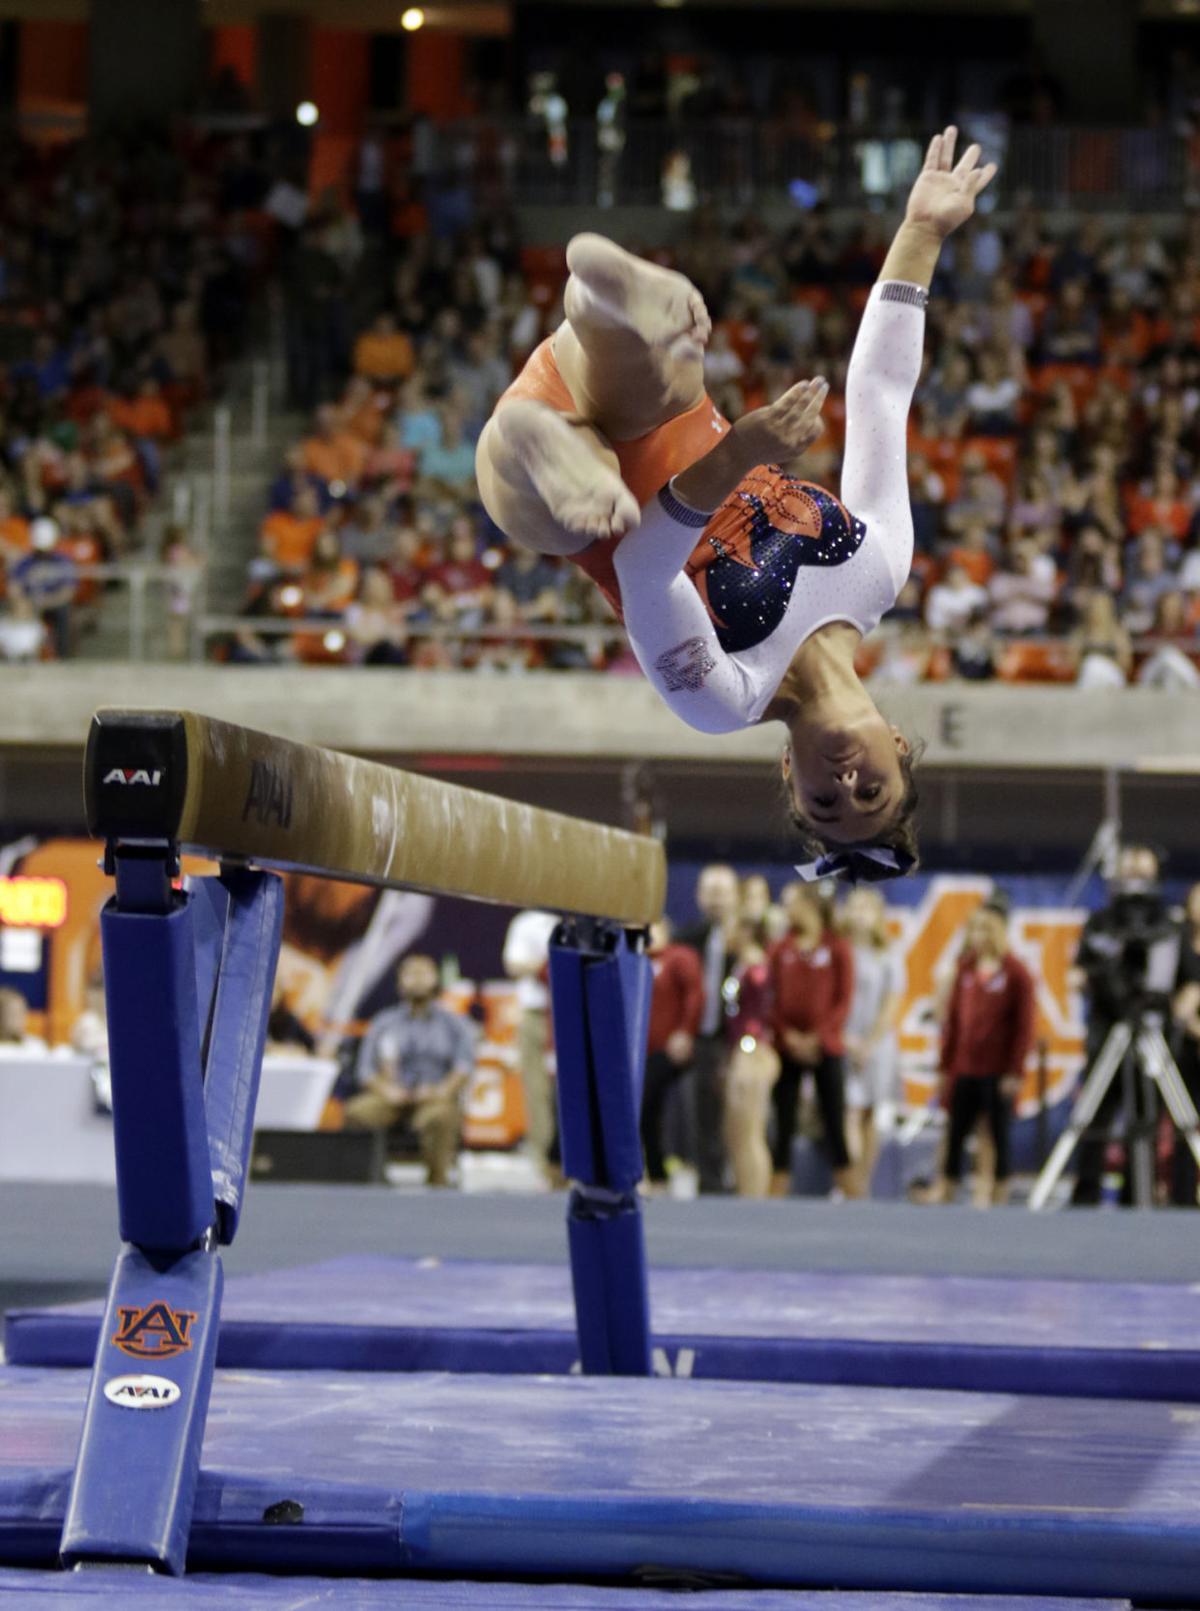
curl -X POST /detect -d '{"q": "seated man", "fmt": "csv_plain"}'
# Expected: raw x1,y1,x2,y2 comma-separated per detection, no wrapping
344,953,475,1187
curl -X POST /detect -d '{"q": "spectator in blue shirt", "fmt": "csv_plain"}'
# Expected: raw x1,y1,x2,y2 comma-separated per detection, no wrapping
396,379,443,453
11,519,77,659
343,953,475,1186
11,333,71,401
416,406,478,499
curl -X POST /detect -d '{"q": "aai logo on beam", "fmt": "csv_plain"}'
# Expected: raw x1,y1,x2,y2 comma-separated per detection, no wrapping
103,1374,181,1410
102,768,163,786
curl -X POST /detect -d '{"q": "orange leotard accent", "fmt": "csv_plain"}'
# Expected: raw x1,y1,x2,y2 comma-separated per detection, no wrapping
498,337,731,618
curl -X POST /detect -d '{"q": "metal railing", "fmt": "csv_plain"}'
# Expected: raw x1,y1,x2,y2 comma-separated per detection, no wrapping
197,614,627,663
10,108,1193,212
396,118,1197,213
191,612,1198,678
5,563,207,665
17,565,1198,675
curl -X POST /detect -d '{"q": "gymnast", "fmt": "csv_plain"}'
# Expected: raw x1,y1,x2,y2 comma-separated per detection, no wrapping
477,127,996,881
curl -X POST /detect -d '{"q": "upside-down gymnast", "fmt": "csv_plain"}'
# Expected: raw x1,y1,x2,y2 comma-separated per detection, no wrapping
478,127,996,882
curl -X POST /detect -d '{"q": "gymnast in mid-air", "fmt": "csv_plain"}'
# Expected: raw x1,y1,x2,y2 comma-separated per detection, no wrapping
477,127,996,882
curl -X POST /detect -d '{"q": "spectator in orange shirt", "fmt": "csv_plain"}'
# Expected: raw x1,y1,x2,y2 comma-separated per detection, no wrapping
108,378,173,494
340,376,386,448
1100,286,1153,365
260,487,325,574
301,530,358,614
946,519,998,586
109,377,173,442
1127,467,1193,543
353,312,415,385
0,489,31,564
301,405,369,491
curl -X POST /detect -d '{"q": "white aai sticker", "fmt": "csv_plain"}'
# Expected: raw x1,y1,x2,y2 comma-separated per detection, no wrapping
103,1373,181,1410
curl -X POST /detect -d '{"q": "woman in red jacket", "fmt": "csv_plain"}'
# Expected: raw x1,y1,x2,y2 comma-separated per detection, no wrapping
641,916,706,1186
767,882,855,1196
934,896,1035,1205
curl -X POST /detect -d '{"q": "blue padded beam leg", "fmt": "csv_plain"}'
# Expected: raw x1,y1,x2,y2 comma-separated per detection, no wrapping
188,877,230,1065
203,869,284,1245
60,1245,221,1575
550,922,653,1377
64,852,227,1573
102,891,213,1254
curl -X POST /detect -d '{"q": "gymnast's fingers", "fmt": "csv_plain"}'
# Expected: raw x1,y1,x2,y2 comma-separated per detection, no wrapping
972,162,999,195
953,142,982,178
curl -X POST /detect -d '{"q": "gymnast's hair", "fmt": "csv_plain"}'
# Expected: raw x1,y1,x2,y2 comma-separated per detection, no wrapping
784,737,924,878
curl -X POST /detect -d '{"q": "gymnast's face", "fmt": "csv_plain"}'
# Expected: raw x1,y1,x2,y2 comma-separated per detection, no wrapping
783,714,908,845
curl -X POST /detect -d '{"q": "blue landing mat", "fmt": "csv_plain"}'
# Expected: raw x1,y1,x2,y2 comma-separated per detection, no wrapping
0,1575,1134,1610
2,1366,1200,1598
9,1256,1200,1400
0,1575,1133,1611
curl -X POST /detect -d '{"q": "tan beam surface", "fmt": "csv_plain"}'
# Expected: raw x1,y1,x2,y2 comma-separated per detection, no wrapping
88,710,665,926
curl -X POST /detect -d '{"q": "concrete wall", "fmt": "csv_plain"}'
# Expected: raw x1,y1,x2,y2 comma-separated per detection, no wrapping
5,666,1198,773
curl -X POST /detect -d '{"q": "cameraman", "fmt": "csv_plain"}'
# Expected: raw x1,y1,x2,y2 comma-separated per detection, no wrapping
1071,845,1174,1205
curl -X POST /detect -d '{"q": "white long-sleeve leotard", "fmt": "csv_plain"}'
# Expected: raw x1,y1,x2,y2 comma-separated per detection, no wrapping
611,280,926,734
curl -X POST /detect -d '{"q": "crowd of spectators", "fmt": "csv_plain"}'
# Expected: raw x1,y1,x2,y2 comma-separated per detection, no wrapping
329,859,1200,1204
0,132,263,661
236,193,1200,688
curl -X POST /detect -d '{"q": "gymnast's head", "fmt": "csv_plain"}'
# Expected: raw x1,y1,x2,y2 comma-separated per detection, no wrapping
779,701,921,883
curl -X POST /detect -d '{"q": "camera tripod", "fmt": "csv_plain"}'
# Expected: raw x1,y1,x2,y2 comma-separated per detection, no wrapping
1029,1007,1200,1210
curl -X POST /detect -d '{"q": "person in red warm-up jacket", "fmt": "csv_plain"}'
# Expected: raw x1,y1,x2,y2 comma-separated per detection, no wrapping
767,881,856,1196
933,894,1035,1205
641,916,706,1185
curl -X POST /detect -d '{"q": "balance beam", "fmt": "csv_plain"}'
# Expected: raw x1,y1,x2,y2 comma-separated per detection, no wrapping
84,710,665,927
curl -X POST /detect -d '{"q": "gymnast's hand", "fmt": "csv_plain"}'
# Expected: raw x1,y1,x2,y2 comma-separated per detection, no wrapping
730,377,830,470
904,125,997,241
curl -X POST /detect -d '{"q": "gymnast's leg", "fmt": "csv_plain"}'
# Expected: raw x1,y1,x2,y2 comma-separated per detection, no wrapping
555,233,710,441
477,234,711,554
476,402,638,555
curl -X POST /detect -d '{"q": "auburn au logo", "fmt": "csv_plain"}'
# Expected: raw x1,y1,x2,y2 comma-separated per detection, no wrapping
111,1301,197,1360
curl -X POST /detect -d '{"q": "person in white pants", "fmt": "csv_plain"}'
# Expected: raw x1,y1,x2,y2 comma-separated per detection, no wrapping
502,908,560,1174
478,127,995,884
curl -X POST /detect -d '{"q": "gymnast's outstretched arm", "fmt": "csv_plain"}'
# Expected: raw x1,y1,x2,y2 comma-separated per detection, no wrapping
841,126,997,595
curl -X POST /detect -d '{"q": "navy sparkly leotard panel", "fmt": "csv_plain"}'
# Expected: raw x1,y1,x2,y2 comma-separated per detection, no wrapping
684,469,867,654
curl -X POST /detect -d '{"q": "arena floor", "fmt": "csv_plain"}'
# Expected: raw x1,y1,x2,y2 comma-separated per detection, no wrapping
6,1187,1200,1605
5,1183,1200,1317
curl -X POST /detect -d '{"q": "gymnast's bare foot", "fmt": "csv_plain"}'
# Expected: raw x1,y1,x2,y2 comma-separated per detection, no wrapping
564,233,711,358
495,399,641,541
